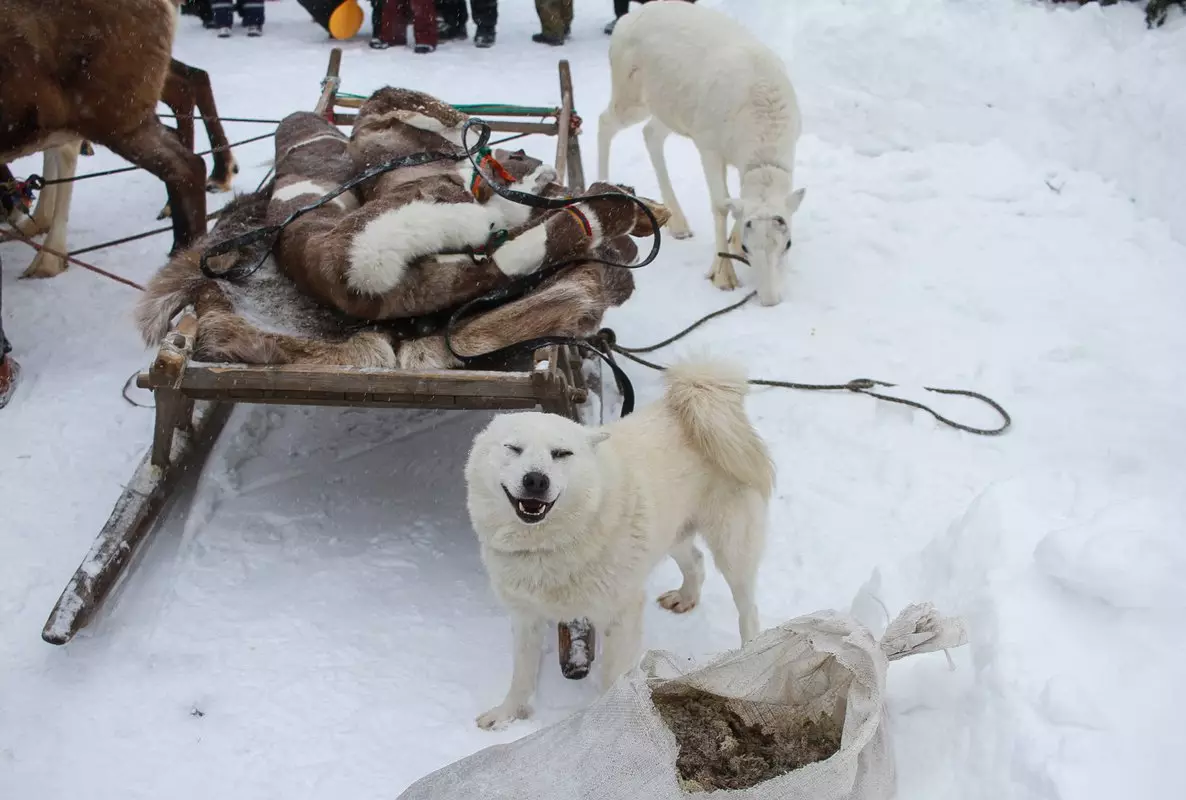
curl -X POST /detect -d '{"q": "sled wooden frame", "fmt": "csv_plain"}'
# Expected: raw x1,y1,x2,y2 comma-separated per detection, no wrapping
41,49,602,678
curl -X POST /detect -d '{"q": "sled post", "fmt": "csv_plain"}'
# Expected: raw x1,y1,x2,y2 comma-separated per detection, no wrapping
317,48,343,119
557,61,585,192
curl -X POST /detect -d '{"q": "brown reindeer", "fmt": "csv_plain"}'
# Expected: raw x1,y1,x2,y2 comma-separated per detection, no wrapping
0,0,207,277
7,57,239,277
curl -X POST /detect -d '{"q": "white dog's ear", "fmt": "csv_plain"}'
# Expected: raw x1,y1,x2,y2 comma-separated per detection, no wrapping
788,187,806,213
588,431,610,448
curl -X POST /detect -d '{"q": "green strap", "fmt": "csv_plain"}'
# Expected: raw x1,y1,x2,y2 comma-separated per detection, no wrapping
334,92,569,117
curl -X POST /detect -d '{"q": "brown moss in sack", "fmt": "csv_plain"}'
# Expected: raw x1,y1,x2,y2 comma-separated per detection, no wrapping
652,688,842,792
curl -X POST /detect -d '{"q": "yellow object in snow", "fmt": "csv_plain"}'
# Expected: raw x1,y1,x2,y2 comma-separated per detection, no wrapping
328,0,364,40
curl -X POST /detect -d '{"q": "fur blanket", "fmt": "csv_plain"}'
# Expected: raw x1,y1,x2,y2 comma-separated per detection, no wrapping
135,87,669,370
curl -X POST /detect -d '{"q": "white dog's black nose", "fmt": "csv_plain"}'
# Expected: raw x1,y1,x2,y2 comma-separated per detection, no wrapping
521,471,550,496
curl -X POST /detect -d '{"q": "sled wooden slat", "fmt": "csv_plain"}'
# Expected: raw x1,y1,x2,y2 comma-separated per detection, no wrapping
42,47,598,666
41,400,233,645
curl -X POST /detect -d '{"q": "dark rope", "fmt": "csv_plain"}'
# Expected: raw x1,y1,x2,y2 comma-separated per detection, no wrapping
122,370,154,408
596,294,1011,436
438,118,669,416
71,208,226,257
32,131,276,187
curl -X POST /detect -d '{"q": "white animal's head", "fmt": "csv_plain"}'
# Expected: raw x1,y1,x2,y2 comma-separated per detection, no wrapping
726,173,806,307
464,412,609,552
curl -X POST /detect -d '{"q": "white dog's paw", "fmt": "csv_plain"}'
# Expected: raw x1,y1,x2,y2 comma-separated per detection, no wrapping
475,703,532,731
657,590,698,614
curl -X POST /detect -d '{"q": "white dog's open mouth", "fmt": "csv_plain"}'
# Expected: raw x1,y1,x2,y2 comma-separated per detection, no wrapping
502,487,555,524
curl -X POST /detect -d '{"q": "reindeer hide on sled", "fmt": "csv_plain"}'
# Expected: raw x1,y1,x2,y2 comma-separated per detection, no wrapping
135,88,669,370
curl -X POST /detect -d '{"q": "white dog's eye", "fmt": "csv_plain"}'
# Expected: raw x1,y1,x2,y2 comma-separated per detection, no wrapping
550,449,573,459
505,444,523,455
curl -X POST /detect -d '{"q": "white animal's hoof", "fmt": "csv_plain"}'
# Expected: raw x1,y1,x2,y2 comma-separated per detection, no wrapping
708,258,740,291
658,590,698,614
21,251,68,279
476,704,532,730
671,229,694,241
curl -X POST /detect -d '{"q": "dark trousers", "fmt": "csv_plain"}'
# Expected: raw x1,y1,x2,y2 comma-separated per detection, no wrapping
373,0,438,45
212,0,264,26
438,0,496,29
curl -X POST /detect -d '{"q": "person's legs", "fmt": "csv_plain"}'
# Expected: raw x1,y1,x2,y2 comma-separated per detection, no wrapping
238,0,264,33
533,0,565,44
382,0,411,45
437,0,468,40
471,0,496,46
210,0,234,33
410,0,438,51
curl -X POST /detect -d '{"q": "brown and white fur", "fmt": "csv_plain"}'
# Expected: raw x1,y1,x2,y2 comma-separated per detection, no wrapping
133,89,657,371
464,357,775,729
0,0,207,278
266,96,664,323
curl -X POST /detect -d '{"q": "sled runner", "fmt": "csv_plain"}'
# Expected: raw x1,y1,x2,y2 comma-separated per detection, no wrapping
41,50,616,681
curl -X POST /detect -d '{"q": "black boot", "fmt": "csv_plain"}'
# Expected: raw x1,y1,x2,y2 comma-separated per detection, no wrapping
438,16,468,40
474,25,496,47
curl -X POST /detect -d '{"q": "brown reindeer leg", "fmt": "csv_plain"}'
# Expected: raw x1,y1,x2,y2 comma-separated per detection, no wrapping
101,119,207,255
183,62,238,192
157,60,198,220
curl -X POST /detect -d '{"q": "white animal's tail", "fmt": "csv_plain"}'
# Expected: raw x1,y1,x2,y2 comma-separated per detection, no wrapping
662,358,776,499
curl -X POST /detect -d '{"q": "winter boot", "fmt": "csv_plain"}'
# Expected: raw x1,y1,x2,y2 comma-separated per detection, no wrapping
474,25,496,47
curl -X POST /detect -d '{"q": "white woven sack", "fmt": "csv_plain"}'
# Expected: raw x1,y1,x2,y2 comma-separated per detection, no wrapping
397,602,968,800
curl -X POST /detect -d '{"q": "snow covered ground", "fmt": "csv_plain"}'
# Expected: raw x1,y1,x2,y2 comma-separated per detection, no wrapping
3,0,1185,797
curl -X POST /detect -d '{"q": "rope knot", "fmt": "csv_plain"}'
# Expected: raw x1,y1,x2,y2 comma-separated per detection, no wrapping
846,378,878,391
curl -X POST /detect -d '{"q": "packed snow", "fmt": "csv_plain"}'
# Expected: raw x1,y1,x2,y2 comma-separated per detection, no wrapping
2,1,1185,798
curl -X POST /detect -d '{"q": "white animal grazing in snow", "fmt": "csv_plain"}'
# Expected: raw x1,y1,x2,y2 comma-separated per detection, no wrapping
597,1,805,306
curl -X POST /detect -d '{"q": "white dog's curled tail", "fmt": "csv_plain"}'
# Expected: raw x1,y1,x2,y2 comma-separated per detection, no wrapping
663,358,776,499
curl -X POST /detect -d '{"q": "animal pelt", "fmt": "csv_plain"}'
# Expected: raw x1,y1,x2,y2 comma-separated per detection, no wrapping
134,186,641,370
266,95,666,322
134,84,671,370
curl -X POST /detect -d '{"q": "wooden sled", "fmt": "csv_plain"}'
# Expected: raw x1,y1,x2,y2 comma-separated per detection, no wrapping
42,50,604,681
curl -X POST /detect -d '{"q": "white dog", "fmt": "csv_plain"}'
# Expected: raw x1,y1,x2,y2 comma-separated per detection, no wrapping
464,357,775,730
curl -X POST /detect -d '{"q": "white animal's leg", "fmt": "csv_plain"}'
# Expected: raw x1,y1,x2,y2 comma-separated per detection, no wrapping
22,144,77,278
641,118,692,239
15,149,59,237
701,492,767,644
476,611,544,730
657,538,705,613
700,149,740,291
597,47,648,183
599,592,645,692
